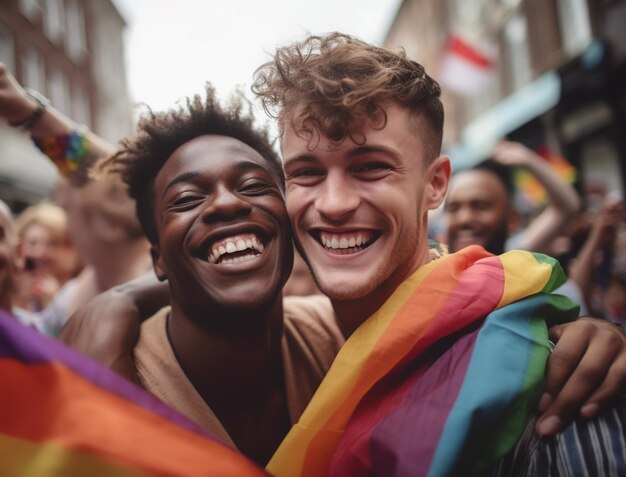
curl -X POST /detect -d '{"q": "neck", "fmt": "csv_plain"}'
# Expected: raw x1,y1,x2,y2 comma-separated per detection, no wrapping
92,239,152,292
332,243,431,339
167,296,286,412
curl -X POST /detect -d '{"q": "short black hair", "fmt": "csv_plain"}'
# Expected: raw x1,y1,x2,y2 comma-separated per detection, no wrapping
472,159,514,197
97,85,283,244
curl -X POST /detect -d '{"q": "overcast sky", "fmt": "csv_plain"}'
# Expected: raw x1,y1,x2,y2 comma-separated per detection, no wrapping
111,0,403,115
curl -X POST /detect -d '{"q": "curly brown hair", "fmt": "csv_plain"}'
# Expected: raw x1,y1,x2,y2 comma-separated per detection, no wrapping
252,32,444,160
96,85,282,244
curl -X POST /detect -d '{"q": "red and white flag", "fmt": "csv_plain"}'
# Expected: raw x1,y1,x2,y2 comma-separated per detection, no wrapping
438,36,495,95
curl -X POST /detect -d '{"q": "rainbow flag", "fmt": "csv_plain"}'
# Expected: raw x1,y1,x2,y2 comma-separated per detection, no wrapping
0,309,266,477
268,247,579,477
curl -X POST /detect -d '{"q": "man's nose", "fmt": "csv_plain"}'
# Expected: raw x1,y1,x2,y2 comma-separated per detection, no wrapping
201,186,251,222
314,172,360,221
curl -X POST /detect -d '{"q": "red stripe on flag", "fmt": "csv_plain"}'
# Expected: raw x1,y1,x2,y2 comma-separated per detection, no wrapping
448,36,493,69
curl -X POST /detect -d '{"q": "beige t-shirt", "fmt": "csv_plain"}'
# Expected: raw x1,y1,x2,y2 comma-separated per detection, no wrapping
133,295,344,448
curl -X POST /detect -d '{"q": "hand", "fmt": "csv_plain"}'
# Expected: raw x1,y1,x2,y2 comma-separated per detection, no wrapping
593,197,624,247
0,62,39,124
536,317,626,435
491,140,538,168
59,286,144,385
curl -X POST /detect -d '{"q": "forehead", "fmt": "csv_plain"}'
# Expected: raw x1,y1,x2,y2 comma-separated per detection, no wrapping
156,135,274,188
281,102,425,164
448,170,509,202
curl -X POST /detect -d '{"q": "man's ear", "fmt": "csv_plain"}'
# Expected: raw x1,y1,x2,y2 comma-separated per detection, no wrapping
150,243,167,282
424,156,451,210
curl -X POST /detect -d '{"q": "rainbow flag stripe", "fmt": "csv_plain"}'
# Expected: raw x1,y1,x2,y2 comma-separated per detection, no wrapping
267,247,579,477
0,308,266,477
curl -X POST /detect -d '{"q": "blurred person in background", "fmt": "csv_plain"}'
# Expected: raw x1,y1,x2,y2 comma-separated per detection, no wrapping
0,62,152,335
13,201,82,313
566,196,625,323
444,140,580,255
0,200,17,314
0,199,47,331
443,146,589,313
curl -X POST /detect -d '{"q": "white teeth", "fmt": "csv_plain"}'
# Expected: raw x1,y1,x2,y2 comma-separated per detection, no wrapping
319,233,372,250
208,233,265,264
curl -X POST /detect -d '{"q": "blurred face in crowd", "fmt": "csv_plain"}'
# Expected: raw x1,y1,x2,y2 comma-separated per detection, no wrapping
0,203,16,305
151,135,293,320
18,222,62,272
444,169,511,255
281,101,450,303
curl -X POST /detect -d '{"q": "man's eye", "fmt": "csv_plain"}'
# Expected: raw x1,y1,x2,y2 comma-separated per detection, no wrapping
474,202,492,211
288,168,323,178
358,163,390,172
240,181,272,194
170,195,203,207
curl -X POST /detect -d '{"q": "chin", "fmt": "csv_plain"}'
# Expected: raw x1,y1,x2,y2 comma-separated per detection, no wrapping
315,276,379,301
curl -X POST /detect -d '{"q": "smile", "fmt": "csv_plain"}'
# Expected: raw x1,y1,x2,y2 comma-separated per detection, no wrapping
207,233,265,265
315,230,379,255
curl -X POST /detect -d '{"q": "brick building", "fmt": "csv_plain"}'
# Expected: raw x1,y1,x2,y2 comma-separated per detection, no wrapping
0,0,132,209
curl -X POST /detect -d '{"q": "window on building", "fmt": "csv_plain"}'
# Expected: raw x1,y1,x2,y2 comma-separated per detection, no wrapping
0,24,15,72
65,0,86,62
504,13,532,91
557,0,592,56
22,48,45,92
48,69,70,115
43,0,66,45
71,84,90,127
19,0,43,22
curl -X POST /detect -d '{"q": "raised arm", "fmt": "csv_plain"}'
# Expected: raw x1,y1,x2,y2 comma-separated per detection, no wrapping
492,141,581,253
0,62,114,182
568,198,624,306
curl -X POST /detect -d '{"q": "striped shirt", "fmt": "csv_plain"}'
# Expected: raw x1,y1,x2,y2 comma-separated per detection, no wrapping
491,396,626,476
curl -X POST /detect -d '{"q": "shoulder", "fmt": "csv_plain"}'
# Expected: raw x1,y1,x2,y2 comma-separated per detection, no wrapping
136,307,171,360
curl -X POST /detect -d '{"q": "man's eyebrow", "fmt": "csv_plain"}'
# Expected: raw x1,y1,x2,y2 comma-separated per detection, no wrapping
285,146,398,166
284,154,316,166
162,171,201,197
233,160,267,173
347,145,398,158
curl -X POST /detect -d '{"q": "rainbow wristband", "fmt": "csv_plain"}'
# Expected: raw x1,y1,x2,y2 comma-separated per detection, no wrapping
33,129,89,177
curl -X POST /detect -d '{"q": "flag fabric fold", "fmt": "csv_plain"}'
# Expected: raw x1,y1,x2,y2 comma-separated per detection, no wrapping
0,308,266,477
267,246,579,477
